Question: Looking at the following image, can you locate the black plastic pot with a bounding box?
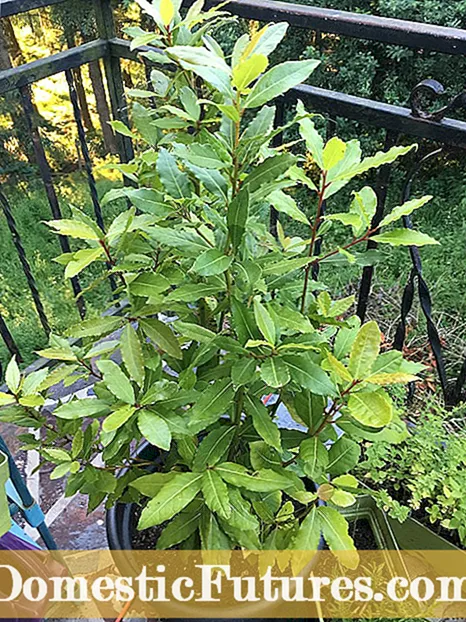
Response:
[106,442,322,621]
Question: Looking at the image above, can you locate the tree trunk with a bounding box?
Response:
[88,60,117,155]
[64,29,94,131]
[0,19,36,166]
[73,66,94,131]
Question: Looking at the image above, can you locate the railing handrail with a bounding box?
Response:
[204,0,466,54]
[4,0,466,55]
[0,39,108,95]
[0,0,66,18]
[112,37,466,147]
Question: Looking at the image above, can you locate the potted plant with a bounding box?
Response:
[0,0,438,568]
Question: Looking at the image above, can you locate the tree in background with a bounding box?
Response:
[49,3,117,154]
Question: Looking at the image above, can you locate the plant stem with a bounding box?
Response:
[300,172,328,313]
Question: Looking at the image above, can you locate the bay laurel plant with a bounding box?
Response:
[0,0,438,563]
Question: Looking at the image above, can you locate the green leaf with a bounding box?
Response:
[47,219,100,240]
[5,356,20,393]
[260,357,290,388]
[227,487,260,531]
[156,506,201,549]
[215,462,291,492]
[150,68,170,96]
[232,53,268,91]
[292,506,321,550]
[202,470,231,519]
[253,298,276,345]
[157,148,192,199]
[138,472,203,529]
[334,317,361,359]
[193,426,235,471]
[331,144,415,183]
[372,350,403,374]
[186,164,228,201]
[50,463,72,480]
[129,273,170,298]
[36,347,77,362]
[121,324,145,387]
[252,21,289,57]
[149,226,210,256]
[296,101,324,168]
[43,447,70,463]
[175,321,216,344]
[318,506,358,569]
[372,228,439,247]
[231,297,259,345]
[244,393,282,451]
[54,399,111,420]
[348,321,381,379]
[166,283,222,303]
[180,86,200,120]
[231,358,257,386]
[140,318,182,360]
[97,360,135,405]
[192,249,233,276]
[103,404,136,433]
[269,189,308,225]
[138,410,172,450]
[243,154,295,194]
[380,195,432,228]
[227,188,249,249]
[327,437,360,475]
[323,137,346,171]
[199,508,230,550]
[347,389,393,427]
[300,437,328,479]
[249,441,281,471]
[350,186,377,234]
[67,317,121,339]
[173,142,226,170]
[110,120,134,138]
[188,379,234,433]
[130,472,175,497]
[245,59,320,108]
[65,247,104,279]
[284,354,337,396]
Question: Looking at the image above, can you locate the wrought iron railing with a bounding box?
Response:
[0,0,465,404]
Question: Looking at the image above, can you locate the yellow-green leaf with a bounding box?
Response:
[5,356,20,393]
[348,321,380,379]
[347,389,393,427]
[160,0,174,26]
[322,137,346,171]
[365,371,419,385]
[47,219,100,241]
[103,404,136,433]
[232,53,268,92]
[325,353,353,383]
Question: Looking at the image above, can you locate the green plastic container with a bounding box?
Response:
[0,451,11,538]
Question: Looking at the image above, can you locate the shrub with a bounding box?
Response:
[0,0,437,562]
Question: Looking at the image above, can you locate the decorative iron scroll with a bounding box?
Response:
[410,79,466,122]
[392,149,463,404]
